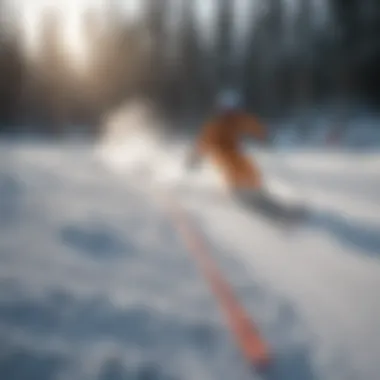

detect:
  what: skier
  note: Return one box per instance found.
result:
[187,91,267,190]
[186,90,306,223]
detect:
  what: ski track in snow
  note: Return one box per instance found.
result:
[0,138,380,380]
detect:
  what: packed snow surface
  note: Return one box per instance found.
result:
[0,131,380,380]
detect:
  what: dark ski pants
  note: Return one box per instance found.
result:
[232,188,308,224]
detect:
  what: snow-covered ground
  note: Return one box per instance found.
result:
[0,133,380,380]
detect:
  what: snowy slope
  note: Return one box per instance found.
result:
[0,137,380,380]
[181,148,380,380]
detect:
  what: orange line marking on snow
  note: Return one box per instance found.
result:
[165,195,271,370]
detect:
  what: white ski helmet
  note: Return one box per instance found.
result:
[216,89,242,110]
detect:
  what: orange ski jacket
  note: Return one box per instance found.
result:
[190,110,267,190]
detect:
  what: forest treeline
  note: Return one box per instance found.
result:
[0,0,379,134]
